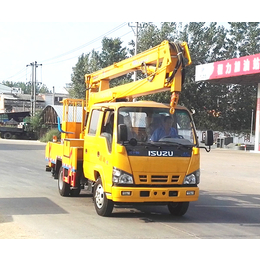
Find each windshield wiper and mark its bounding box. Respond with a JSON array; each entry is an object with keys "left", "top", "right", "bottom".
[
  {"left": 157, "top": 141, "right": 194, "bottom": 149},
  {"left": 125, "top": 140, "right": 162, "bottom": 149},
  {"left": 144, "top": 142, "right": 162, "bottom": 149}
]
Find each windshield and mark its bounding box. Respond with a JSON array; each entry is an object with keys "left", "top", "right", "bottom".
[{"left": 118, "top": 107, "right": 197, "bottom": 146}]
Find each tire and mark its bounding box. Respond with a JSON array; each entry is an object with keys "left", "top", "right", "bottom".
[
  {"left": 167, "top": 202, "right": 189, "bottom": 216},
  {"left": 93, "top": 178, "right": 114, "bottom": 216},
  {"left": 3, "top": 132, "right": 12, "bottom": 139},
  {"left": 70, "top": 186, "right": 81, "bottom": 197},
  {"left": 58, "top": 167, "right": 70, "bottom": 196}
]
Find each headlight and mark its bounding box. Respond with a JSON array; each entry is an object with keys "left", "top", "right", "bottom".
[
  {"left": 112, "top": 167, "right": 134, "bottom": 185},
  {"left": 183, "top": 169, "right": 200, "bottom": 185}
]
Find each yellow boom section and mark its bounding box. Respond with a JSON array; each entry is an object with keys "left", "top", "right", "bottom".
[{"left": 85, "top": 40, "right": 191, "bottom": 114}]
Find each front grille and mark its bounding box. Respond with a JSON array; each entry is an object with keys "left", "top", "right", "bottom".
[
  {"left": 152, "top": 175, "right": 168, "bottom": 182},
  {"left": 171, "top": 175, "right": 179, "bottom": 182},
  {"left": 138, "top": 174, "right": 180, "bottom": 184},
  {"left": 139, "top": 175, "right": 147, "bottom": 182}
]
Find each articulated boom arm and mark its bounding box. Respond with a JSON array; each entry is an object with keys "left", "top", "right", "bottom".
[{"left": 85, "top": 40, "right": 191, "bottom": 113}]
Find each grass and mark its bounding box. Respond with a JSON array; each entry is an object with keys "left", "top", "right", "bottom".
[{"left": 40, "top": 128, "right": 61, "bottom": 142}]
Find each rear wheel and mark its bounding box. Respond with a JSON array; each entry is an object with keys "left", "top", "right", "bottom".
[
  {"left": 58, "top": 167, "right": 70, "bottom": 196},
  {"left": 70, "top": 186, "right": 81, "bottom": 197},
  {"left": 167, "top": 202, "right": 189, "bottom": 216},
  {"left": 93, "top": 178, "right": 114, "bottom": 216},
  {"left": 3, "top": 132, "right": 12, "bottom": 139}
]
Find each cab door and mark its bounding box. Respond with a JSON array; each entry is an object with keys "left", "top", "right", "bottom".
[
  {"left": 83, "top": 109, "right": 102, "bottom": 181},
  {"left": 83, "top": 108, "right": 115, "bottom": 185}
]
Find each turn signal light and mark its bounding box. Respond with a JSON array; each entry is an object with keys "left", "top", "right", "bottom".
[{"left": 121, "top": 191, "right": 132, "bottom": 196}]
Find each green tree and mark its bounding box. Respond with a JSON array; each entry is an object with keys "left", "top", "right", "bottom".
[
  {"left": 178, "top": 22, "right": 230, "bottom": 130},
  {"left": 88, "top": 49, "right": 102, "bottom": 72},
  {"left": 137, "top": 22, "right": 259, "bottom": 133},
  {"left": 99, "top": 37, "right": 131, "bottom": 88},
  {"left": 38, "top": 84, "right": 50, "bottom": 94},
  {"left": 27, "top": 111, "right": 43, "bottom": 132},
  {"left": 70, "top": 53, "right": 91, "bottom": 99},
  {"left": 100, "top": 37, "right": 128, "bottom": 67},
  {"left": 222, "top": 22, "right": 260, "bottom": 132},
  {"left": 70, "top": 37, "right": 131, "bottom": 98},
  {"left": 228, "top": 22, "right": 260, "bottom": 58},
  {"left": 133, "top": 22, "right": 179, "bottom": 103},
  {"left": 179, "top": 22, "right": 259, "bottom": 132}
]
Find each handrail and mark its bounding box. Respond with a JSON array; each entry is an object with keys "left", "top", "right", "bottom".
[{"left": 57, "top": 116, "right": 74, "bottom": 134}]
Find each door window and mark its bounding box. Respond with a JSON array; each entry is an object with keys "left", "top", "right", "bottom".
[{"left": 88, "top": 110, "right": 101, "bottom": 135}]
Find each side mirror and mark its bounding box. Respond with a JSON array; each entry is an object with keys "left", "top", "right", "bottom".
[
  {"left": 205, "top": 130, "right": 213, "bottom": 146},
  {"left": 199, "top": 130, "right": 213, "bottom": 152},
  {"left": 118, "top": 124, "right": 127, "bottom": 143}
]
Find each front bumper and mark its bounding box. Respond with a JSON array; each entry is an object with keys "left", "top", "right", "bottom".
[{"left": 108, "top": 186, "right": 199, "bottom": 203}]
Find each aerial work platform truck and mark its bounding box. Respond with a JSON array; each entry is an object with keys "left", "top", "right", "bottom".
[{"left": 45, "top": 40, "right": 213, "bottom": 216}]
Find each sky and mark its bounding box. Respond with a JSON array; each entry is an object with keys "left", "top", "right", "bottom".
[
  {"left": 0, "top": 21, "right": 227, "bottom": 94},
  {"left": 0, "top": 22, "right": 135, "bottom": 93},
  {"left": 0, "top": 0, "right": 168, "bottom": 94},
  {"left": 0, "top": 1, "right": 253, "bottom": 94}
]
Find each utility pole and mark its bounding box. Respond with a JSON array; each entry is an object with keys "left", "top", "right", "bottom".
[
  {"left": 53, "top": 86, "right": 55, "bottom": 106},
  {"left": 34, "top": 61, "right": 42, "bottom": 115},
  {"left": 128, "top": 22, "right": 143, "bottom": 81},
  {"left": 250, "top": 109, "right": 254, "bottom": 143},
  {"left": 26, "top": 61, "right": 42, "bottom": 116}
]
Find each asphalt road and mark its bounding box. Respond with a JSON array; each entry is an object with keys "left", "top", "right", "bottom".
[{"left": 0, "top": 138, "right": 260, "bottom": 239}]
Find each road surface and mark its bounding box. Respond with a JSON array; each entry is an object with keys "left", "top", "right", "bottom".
[{"left": 0, "top": 139, "right": 260, "bottom": 239}]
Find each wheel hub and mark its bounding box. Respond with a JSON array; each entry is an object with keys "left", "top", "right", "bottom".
[{"left": 95, "top": 184, "right": 104, "bottom": 209}]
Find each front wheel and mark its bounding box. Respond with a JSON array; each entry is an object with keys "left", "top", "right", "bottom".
[
  {"left": 167, "top": 202, "right": 189, "bottom": 216},
  {"left": 93, "top": 178, "right": 114, "bottom": 216},
  {"left": 58, "top": 167, "right": 70, "bottom": 196}
]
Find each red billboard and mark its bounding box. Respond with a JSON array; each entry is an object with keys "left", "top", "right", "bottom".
[{"left": 195, "top": 53, "right": 260, "bottom": 82}]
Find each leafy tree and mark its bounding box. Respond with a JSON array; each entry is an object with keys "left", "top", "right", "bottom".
[
  {"left": 70, "top": 37, "right": 131, "bottom": 98},
  {"left": 70, "top": 53, "right": 91, "bottom": 99},
  {"left": 178, "top": 22, "right": 230, "bottom": 130},
  {"left": 100, "top": 37, "right": 128, "bottom": 67},
  {"left": 178, "top": 22, "right": 259, "bottom": 132},
  {"left": 135, "top": 23, "right": 161, "bottom": 53},
  {"left": 134, "top": 22, "right": 258, "bottom": 133},
  {"left": 99, "top": 37, "right": 131, "bottom": 88},
  {"left": 160, "top": 22, "right": 179, "bottom": 42},
  {"left": 88, "top": 49, "right": 102, "bottom": 72},
  {"left": 133, "top": 22, "right": 179, "bottom": 103},
  {"left": 228, "top": 22, "right": 260, "bottom": 58},
  {"left": 26, "top": 111, "right": 43, "bottom": 132},
  {"left": 38, "top": 84, "right": 50, "bottom": 94},
  {"left": 222, "top": 22, "right": 259, "bottom": 132}
]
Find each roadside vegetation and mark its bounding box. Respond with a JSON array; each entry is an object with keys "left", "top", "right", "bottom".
[
  {"left": 40, "top": 128, "right": 60, "bottom": 142},
  {"left": 25, "top": 112, "right": 60, "bottom": 142}
]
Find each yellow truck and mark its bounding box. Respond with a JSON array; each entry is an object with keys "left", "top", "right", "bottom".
[{"left": 45, "top": 40, "right": 213, "bottom": 216}]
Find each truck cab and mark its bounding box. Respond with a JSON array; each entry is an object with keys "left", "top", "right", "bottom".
[{"left": 83, "top": 101, "right": 200, "bottom": 216}]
